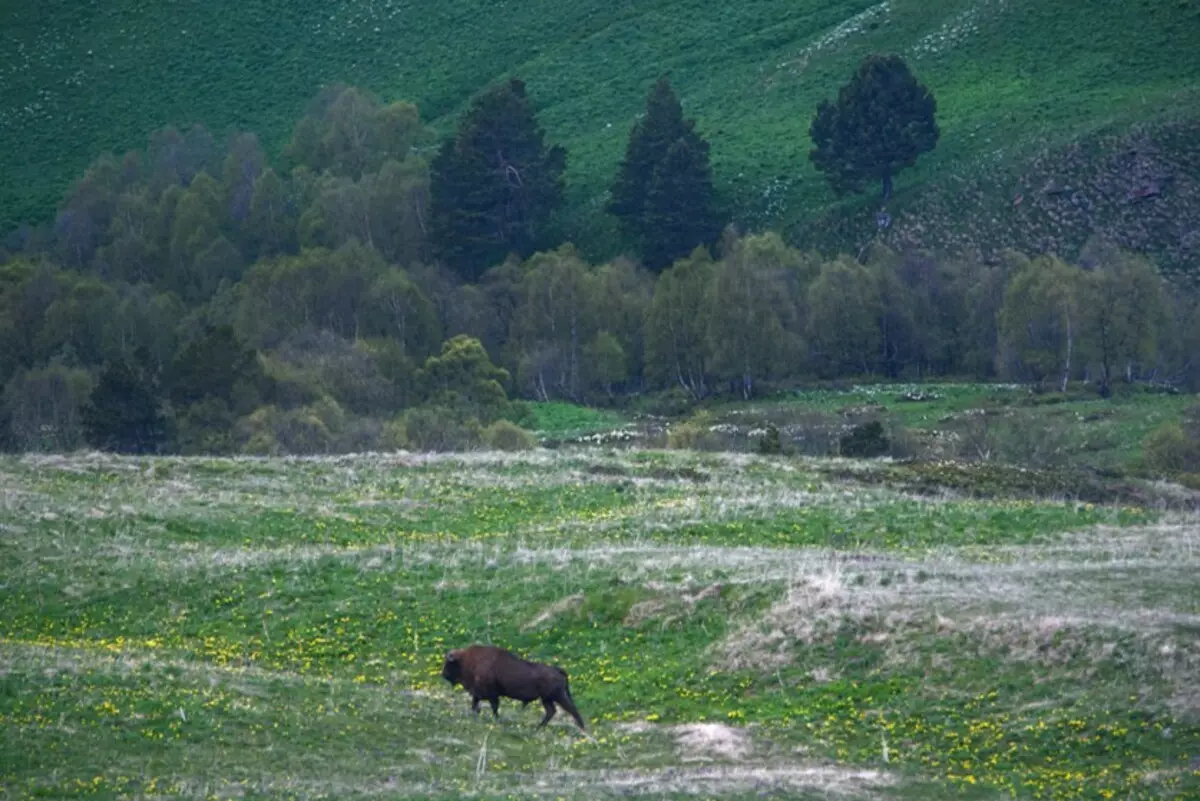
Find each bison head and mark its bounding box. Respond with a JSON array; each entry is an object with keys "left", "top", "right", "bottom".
[{"left": 441, "top": 650, "right": 463, "bottom": 685}]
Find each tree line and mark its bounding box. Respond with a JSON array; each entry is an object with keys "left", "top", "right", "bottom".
[{"left": 1, "top": 59, "right": 1197, "bottom": 454}]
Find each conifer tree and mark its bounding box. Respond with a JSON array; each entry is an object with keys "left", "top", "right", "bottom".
[
  {"left": 81, "top": 356, "right": 168, "bottom": 453},
  {"left": 609, "top": 75, "right": 722, "bottom": 271},
  {"left": 428, "top": 79, "right": 566, "bottom": 281},
  {"left": 809, "top": 53, "right": 939, "bottom": 201},
  {"left": 641, "top": 136, "right": 723, "bottom": 272}
]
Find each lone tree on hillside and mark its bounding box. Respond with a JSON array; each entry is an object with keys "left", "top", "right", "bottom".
[
  {"left": 809, "top": 53, "right": 939, "bottom": 202},
  {"left": 608, "top": 75, "right": 723, "bottom": 271},
  {"left": 429, "top": 78, "right": 567, "bottom": 281}
]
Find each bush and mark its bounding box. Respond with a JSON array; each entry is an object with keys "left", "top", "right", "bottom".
[
  {"left": 641, "top": 387, "right": 695, "bottom": 418},
  {"left": 665, "top": 411, "right": 728, "bottom": 451},
  {"left": 838, "top": 420, "right": 889, "bottom": 458},
  {"left": 235, "top": 397, "right": 348, "bottom": 455},
  {"left": 757, "top": 424, "right": 783, "bottom": 455},
  {"left": 1142, "top": 422, "right": 1200, "bottom": 474},
  {"left": 403, "top": 405, "right": 483, "bottom": 452},
  {"left": 173, "top": 398, "right": 236, "bottom": 455},
  {"left": 482, "top": 419, "right": 538, "bottom": 451}
]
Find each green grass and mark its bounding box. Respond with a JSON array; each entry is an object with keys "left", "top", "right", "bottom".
[
  {"left": 524, "top": 400, "right": 627, "bottom": 439},
  {"left": 2, "top": 449, "right": 1197, "bottom": 799},
  {"left": 3, "top": 1, "right": 1198, "bottom": 253}
]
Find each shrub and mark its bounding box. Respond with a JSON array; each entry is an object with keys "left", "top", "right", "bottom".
[
  {"left": 403, "top": 405, "right": 483, "bottom": 452},
  {"left": 173, "top": 398, "right": 237, "bottom": 455},
  {"left": 482, "top": 419, "right": 538, "bottom": 451},
  {"left": 1142, "top": 422, "right": 1200, "bottom": 474},
  {"left": 838, "top": 420, "right": 889, "bottom": 458},
  {"left": 757, "top": 423, "right": 783, "bottom": 455},
  {"left": 381, "top": 417, "right": 409, "bottom": 450},
  {"left": 665, "top": 412, "right": 727, "bottom": 451}
]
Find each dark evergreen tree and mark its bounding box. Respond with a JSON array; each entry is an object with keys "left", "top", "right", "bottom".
[
  {"left": 809, "top": 53, "right": 939, "bottom": 201},
  {"left": 81, "top": 357, "right": 168, "bottom": 453},
  {"left": 608, "top": 75, "right": 722, "bottom": 271},
  {"left": 428, "top": 79, "right": 566, "bottom": 281},
  {"left": 640, "top": 136, "right": 723, "bottom": 271},
  {"left": 166, "top": 325, "right": 266, "bottom": 415}
]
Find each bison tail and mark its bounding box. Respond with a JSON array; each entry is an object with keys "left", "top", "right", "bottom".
[{"left": 557, "top": 687, "right": 586, "bottom": 731}]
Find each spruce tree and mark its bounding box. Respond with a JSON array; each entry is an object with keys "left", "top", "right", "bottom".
[
  {"left": 428, "top": 79, "right": 566, "bottom": 281},
  {"left": 82, "top": 357, "right": 168, "bottom": 453},
  {"left": 809, "top": 53, "right": 939, "bottom": 201},
  {"left": 608, "top": 75, "right": 722, "bottom": 271},
  {"left": 641, "top": 137, "right": 723, "bottom": 272}
]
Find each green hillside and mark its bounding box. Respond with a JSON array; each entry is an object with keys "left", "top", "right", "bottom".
[{"left": 3, "top": 0, "right": 1199, "bottom": 249}]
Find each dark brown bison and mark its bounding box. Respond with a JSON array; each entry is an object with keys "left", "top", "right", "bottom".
[{"left": 441, "top": 644, "right": 586, "bottom": 730}]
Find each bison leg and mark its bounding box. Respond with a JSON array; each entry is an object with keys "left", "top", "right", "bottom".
[
  {"left": 488, "top": 696, "right": 500, "bottom": 719},
  {"left": 555, "top": 690, "right": 586, "bottom": 731},
  {"left": 471, "top": 697, "right": 482, "bottom": 717},
  {"left": 537, "top": 698, "right": 557, "bottom": 728}
]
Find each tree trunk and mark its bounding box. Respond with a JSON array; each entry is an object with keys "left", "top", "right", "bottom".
[
  {"left": 1060, "top": 309, "right": 1073, "bottom": 393},
  {"left": 881, "top": 172, "right": 894, "bottom": 202}
]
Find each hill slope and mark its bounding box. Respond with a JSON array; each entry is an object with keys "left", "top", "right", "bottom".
[{"left": 3, "top": 0, "right": 1199, "bottom": 255}]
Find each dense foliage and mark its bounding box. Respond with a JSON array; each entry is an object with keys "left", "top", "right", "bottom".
[{"left": 2, "top": 71, "right": 1199, "bottom": 458}]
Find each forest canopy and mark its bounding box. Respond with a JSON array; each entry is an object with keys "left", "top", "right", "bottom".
[{"left": 2, "top": 70, "right": 1198, "bottom": 457}]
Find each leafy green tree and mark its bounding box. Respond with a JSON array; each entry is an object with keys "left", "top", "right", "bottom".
[
  {"left": 98, "top": 187, "right": 164, "bottom": 284},
  {"left": 236, "top": 242, "right": 388, "bottom": 348},
  {"left": 609, "top": 75, "right": 722, "bottom": 270},
  {"left": 53, "top": 153, "right": 125, "bottom": 269},
  {"left": 1077, "top": 245, "right": 1165, "bottom": 396},
  {"left": 221, "top": 132, "right": 267, "bottom": 230},
  {"left": 247, "top": 168, "right": 297, "bottom": 258},
  {"left": 582, "top": 331, "right": 628, "bottom": 399},
  {"left": 0, "top": 258, "right": 65, "bottom": 386},
  {"left": 644, "top": 247, "right": 717, "bottom": 397},
  {"left": 509, "top": 245, "right": 596, "bottom": 401},
  {"left": 284, "top": 85, "right": 428, "bottom": 180},
  {"left": 428, "top": 79, "right": 567, "bottom": 280},
  {"left": 146, "top": 124, "right": 219, "bottom": 195},
  {"left": 82, "top": 357, "right": 168, "bottom": 453},
  {"left": 365, "top": 268, "right": 442, "bottom": 360},
  {"left": 368, "top": 157, "right": 430, "bottom": 266},
  {"left": 2, "top": 361, "right": 95, "bottom": 451},
  {"left": 997, "top": 254, "right": 1083, "bottom": 390},
  {"left": 809, "top": 53, "right": 939, "bottom": 201},
  {"left": 168, "top": 172, "right": 241, "bottom": 301},
  {"left": 708, "top": 230, "right": 801, "bottom": 397},
  {"left": 805, "top": 257, "right": 882, "bottom": 376},
  {"left": 33, "top": 276, "right": 122, "bottom": 367},
  {"left": 589, "top": 257, "right": 654, "bottom": 391}
]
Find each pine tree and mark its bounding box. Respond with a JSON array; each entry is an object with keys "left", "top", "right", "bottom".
[
  {"left": 608, "top": 75, "right": 722, "bottom": 271},
  {"left": 809, "top": 53, "right": 939, "bottom": 201},
  {"left": 428, "top": 79, "right": 566, "bottom": 281},
  {"left": 641, "top": 136, "right": 723, "bottom": 271},
  {"left": 81, "top": 357, "right": 168, "bottom": 453}
]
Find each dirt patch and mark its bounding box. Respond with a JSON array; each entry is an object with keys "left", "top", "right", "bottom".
[
  {"left": 673, "top": 722, "right": 753, "bottom": 762},
  {"left": 522, "top": 593, "right": 585, "bottom": 631},
  {"left": 623, "top": 582, "right": 724, "bottom": 627},
  {"left": 715, "top": 568, "right": 857, "bottom": 670}
]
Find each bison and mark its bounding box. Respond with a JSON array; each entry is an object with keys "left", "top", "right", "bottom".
[{"left": 441, "top": 644, "right": 586, "bottom": 731}]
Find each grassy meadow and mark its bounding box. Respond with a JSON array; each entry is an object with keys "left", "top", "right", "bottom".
[
  {"left": 4, "top": 1, "right": 1199, "bottom": 242},
  {"left": 2, "top": 421, "right": 1198, "bottom": 799}
]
